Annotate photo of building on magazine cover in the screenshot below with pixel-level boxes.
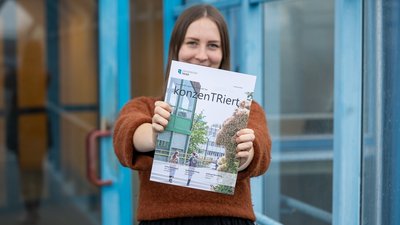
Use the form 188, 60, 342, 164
150, 61, 256, 195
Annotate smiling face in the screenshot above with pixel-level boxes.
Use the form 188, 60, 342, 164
178, 17, 223, 68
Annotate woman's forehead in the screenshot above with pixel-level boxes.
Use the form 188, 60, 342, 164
185, 17, 220, 40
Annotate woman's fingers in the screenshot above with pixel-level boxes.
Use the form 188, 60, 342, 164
236, 149, 251, 158
236, 128, 254, 136
236, 134, 255, 145
236, 142, 253, 152
155, 101, 172, 113
152, 101, 172, 132
235, 129, 255, 144
235, 128, 255, 164
152, 114, 169, 132
152, 114, 169, 127
152, 119, 166, 132
154, 101, 172, 118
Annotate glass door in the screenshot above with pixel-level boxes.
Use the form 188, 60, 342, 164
262, 1, 335, 224
0, 0, 131, 224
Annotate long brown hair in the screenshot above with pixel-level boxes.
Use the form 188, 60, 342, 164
164, 4, 231, 84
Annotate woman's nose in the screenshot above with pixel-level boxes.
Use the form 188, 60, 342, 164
195, 47, 208, 61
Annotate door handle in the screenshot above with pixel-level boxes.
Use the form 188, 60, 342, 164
86, 129, 113, 186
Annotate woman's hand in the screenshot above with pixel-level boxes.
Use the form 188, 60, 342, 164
152, 101, 172, 133
151, 101, 172, 145
235, 128, 255, 171
133, 101, 172, 152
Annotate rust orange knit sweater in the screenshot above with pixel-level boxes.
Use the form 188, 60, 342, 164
113, 96, 271, 222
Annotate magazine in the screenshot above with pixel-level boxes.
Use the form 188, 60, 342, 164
150, 60, 256, 195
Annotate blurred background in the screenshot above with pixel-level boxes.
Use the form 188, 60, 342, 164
0, 0, 398, 225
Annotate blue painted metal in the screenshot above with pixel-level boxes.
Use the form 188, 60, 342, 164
174, 0, 241, 16
223, 8, 239, 71
281, 195, 332, 223
388, 16, 400, 225
229, 0, 264, 213
99, 0, 132, 225
116, 0, 131, 110
362, 1, 383, 224
249, 0, 281, 4
381, 1, 400, 224
389, 65, 400, 225
277, 137, 332, 151
163, 0, 182, 70
250, 176, 263, 215
45, 0, 64, 203
363, 0, 377, 141
46, 0, 61, 172
238, 0, 263, 104
2, 0, 21, 210
333, 1, 362, 225
255, 212, 283, 225
263, 2, 281, 221
116, 0, 133, 224
238, 0, 263, 107
208, 0, 241, 9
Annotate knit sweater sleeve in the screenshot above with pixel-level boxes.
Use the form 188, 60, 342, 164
237, 101, 271, 180
113, 97, 156, 170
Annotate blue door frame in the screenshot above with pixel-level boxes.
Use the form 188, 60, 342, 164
163, 0, 364, 225
99, 0, 132, 224
333, 0, 362, 225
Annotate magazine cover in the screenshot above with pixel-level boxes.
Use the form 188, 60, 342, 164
150, 60, 256, 195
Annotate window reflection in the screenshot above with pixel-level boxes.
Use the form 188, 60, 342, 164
263, 0, 334, 224
0, 0, 100, 224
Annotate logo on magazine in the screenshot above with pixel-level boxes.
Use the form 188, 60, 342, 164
177, 68, 195, 76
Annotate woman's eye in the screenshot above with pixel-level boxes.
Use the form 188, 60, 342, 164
208, 43, 220, 49
186, 41, 198, 47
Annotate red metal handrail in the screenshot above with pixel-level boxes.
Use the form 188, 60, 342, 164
85, 129, 113, 186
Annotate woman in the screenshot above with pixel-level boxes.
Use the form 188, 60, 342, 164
113, 4, 271, 225
169, 151, 179, 183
